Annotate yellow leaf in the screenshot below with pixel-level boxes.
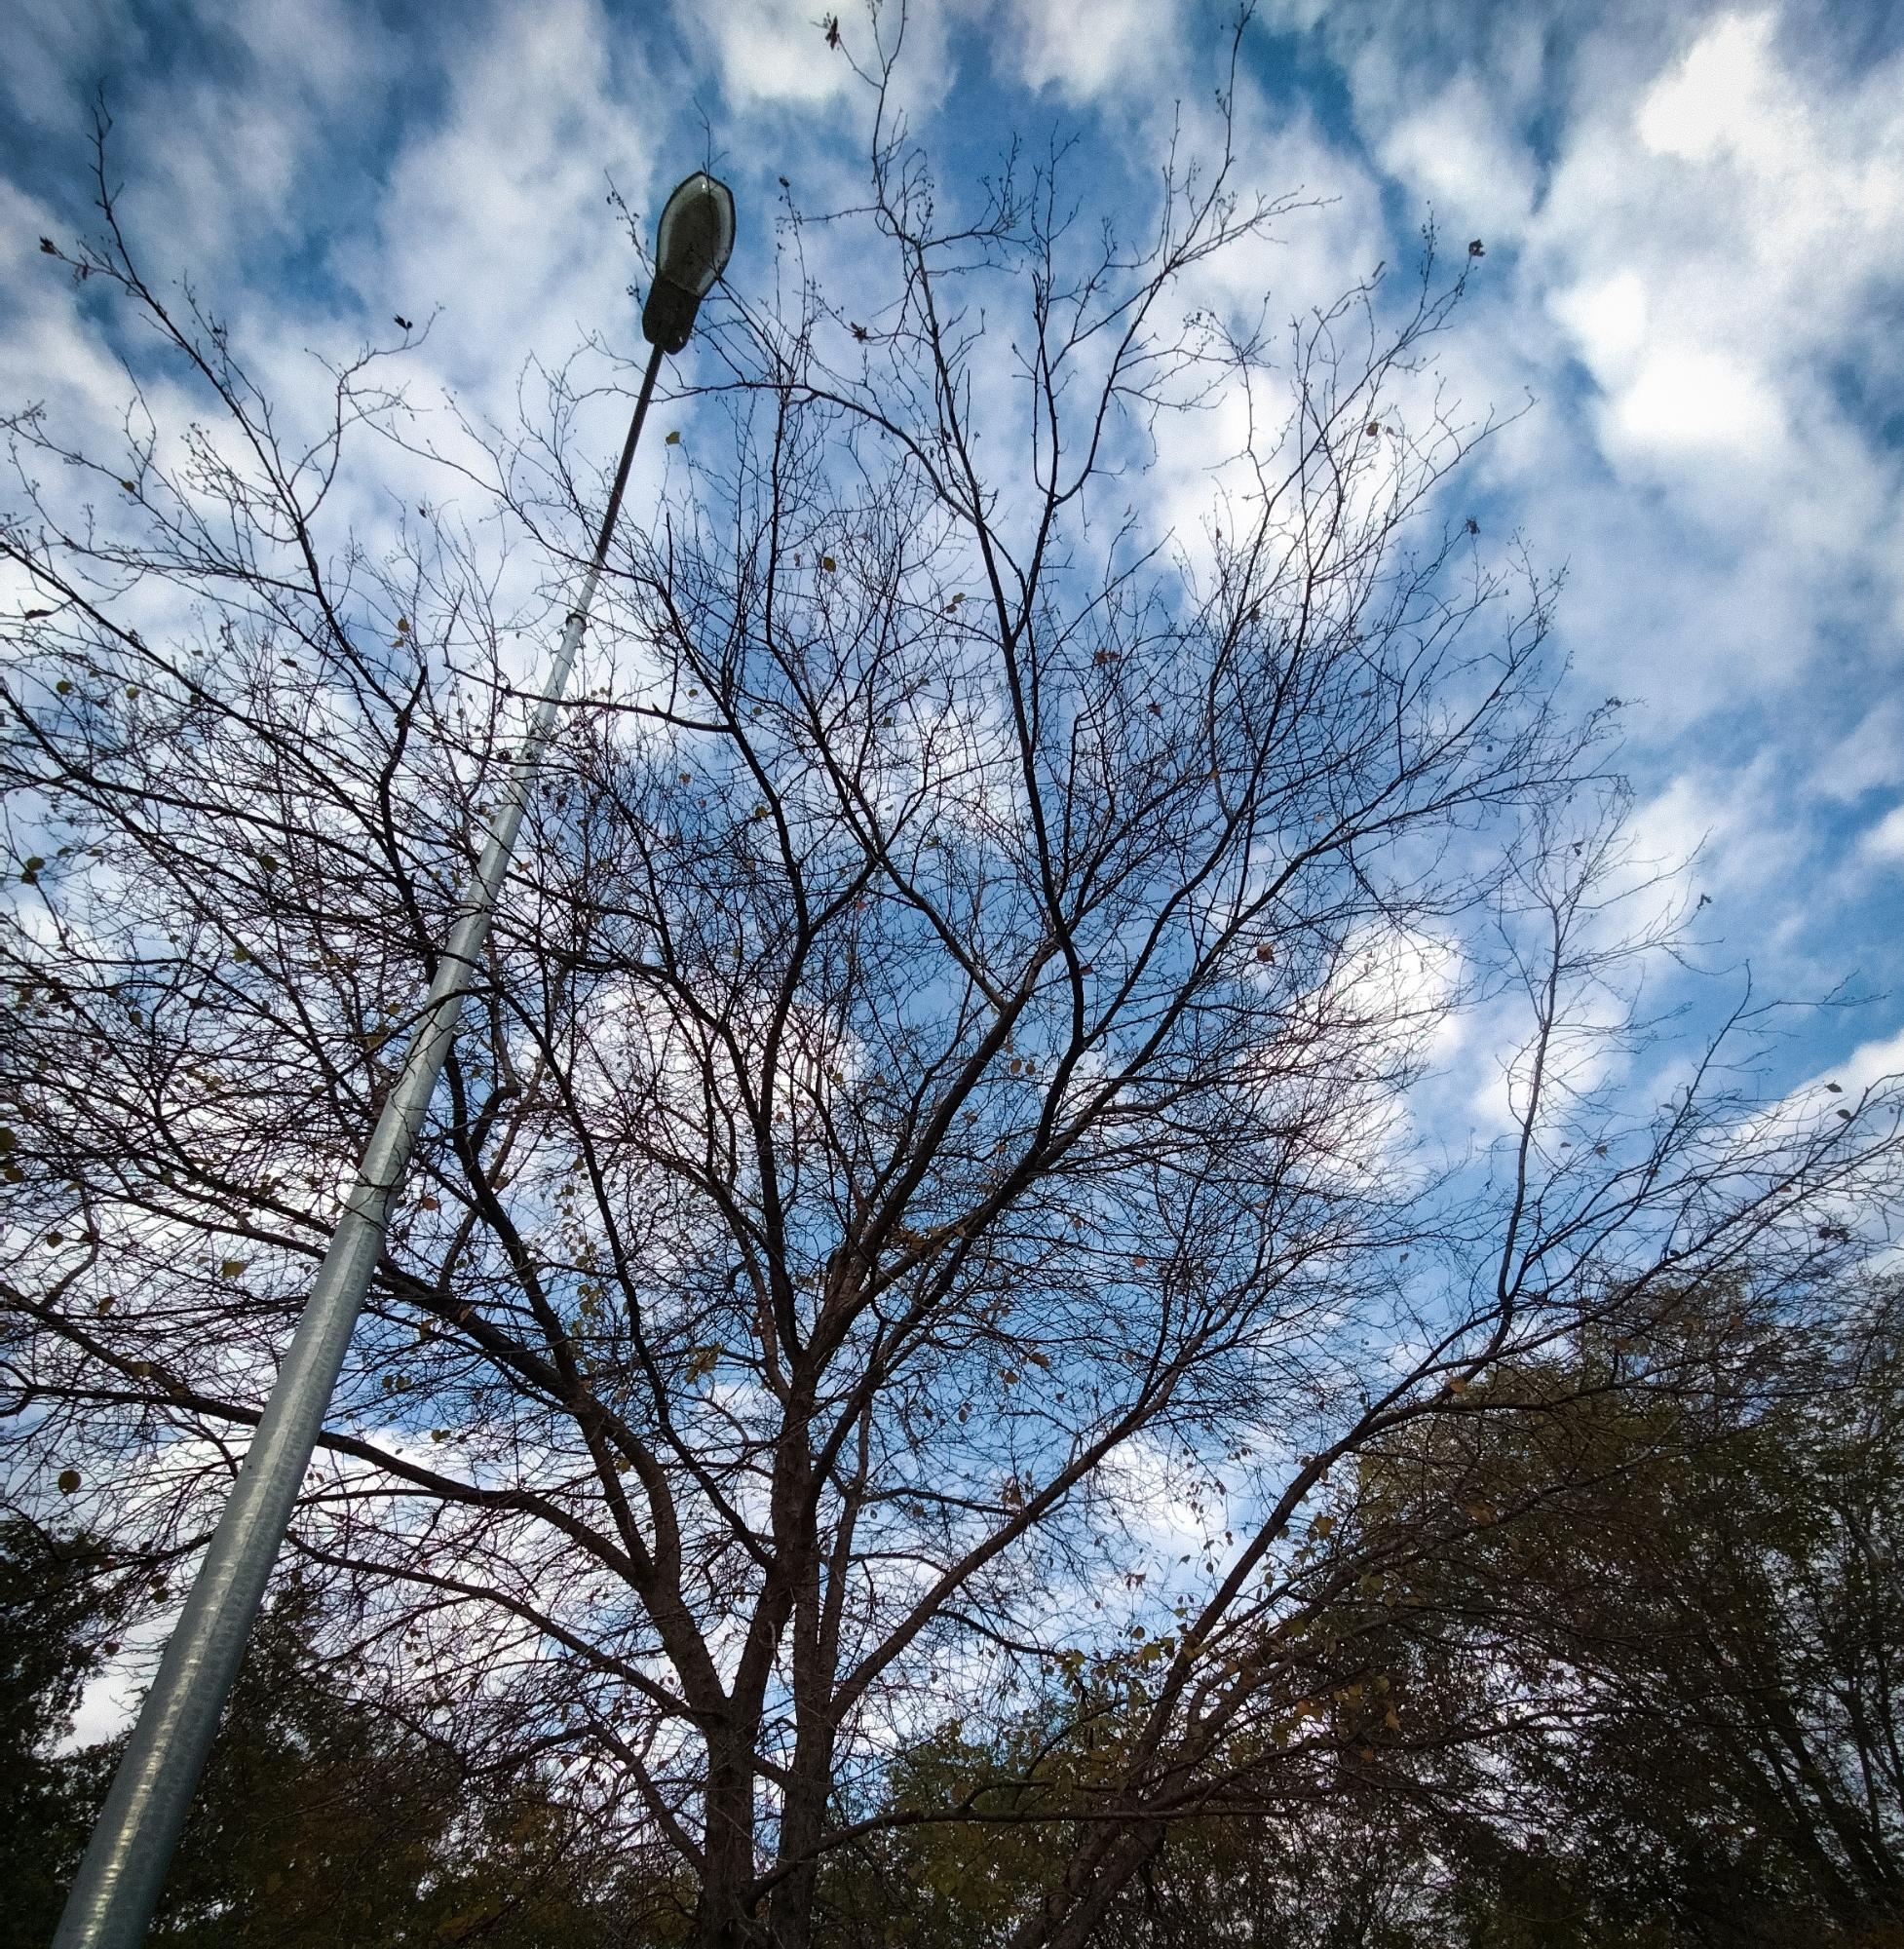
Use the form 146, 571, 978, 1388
820, 554, 837, 572
219, 1260, 247, 1278
665, 429, 681, 445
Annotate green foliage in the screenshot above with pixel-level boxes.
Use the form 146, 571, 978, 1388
4, 1555, 679, 1948
147, 1599, 620, 1946
1345, 1278, 1904, 1947
0, 1520, 126, 1948
817, 1718, 1079, 1946
818, 1278, 1904, 1948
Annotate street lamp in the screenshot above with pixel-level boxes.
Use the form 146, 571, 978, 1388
642, 171, 736, 353
54, 172, 736, 1949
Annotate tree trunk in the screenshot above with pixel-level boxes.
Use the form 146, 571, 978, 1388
766, 1724, 835, 1949
691, 1736, 761, 1949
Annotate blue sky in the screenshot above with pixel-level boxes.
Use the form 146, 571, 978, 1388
5, 0, 1903, 1117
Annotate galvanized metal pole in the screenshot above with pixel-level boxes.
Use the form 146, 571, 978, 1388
53, 340, 667, 1949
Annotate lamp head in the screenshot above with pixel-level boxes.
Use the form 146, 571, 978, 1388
642, 172, 737, 354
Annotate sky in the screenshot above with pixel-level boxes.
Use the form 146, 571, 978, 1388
6, 0, 1902, 1123
6, 0, 1904, 1754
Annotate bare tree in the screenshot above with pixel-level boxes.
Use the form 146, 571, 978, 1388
4, 51, 1897, 1949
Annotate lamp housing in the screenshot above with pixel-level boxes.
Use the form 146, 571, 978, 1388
642, 172, 737, 353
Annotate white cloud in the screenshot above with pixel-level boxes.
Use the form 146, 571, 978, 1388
1759, 1024, 1904, 1155
1549, 268, 1648, 369
1374, 77, 1538, 241
0, 186, 134, 444
1308, 5, 1904, 757
1815, 702, 1904, 805
999, 0, 1188, 102
1860, 802, 1904, 867
2, 1, 144, 133
692, 0, 861, 107
1633, 11, 1794, 167
687, 0, 967, 119
1539, 10, 1904, 542
1620, 760, 1812, 919
1608, 345, 1784, 460
362, 0, 658, 387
